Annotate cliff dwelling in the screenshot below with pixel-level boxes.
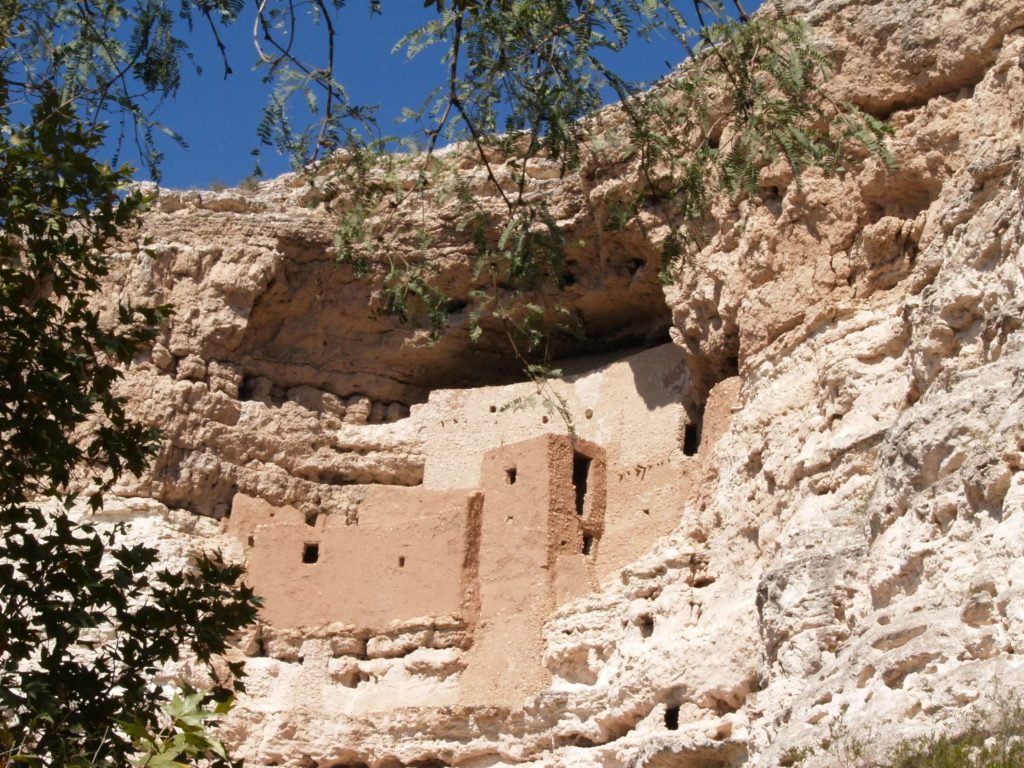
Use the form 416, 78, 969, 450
68, 1, 1024, 763
226, 342, 740, 709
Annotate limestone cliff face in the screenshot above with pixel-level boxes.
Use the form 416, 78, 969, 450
97, 0, 1024, 765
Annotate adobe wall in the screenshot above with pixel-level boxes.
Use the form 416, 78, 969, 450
227, 489, 481, 629
415, 343, 691, 492
222, 345, 740, 711
413, 343, 740, 580
459, 434, 607, 705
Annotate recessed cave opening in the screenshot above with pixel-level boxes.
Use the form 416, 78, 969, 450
572, 452, 592, 515
235, 224, 677, 415
398, 556, 406, 568
682, 347, 739, 457
664, 704, 680, 731
639, 615, 654, 638
239, 280, 672, 409
302, 542, 320, 564
582, 533, 594, 556
305, 512, 318, 527
506, 467, 517, 485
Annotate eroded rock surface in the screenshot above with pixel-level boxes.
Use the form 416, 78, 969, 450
91, 0, 1024, 765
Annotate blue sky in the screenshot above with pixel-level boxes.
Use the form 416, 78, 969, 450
142, 2, 762, 189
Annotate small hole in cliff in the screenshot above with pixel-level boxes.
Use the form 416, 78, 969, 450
573, 453, 592, 516
305, 512, 318, 527
639, 615, 654, 638
506, 467, 517, 485
542, 415, 550, 424
302, 543, 320, 564
641, 508, 650, 516
398, 556, 406, 568
489, 405, 497, 413
585, 408, 593, 419
446, 299, 469, 314
683, 423, 701, 456
247, 535, 255, 548
582, 533, 594, 556
665, 705, 680, 730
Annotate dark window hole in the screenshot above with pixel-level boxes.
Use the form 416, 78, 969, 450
302, 542, 320, 564
506, 467, 517, 485
665, 704, 680, 730
573, 452, 592, 516
305, 512, 318, 527
724, 355, 739, 377
582, 533, 594, 556
239, 375, 259, 401
247, 535, 255, 548
489, 405, 497, 413
683, 423, 701, 456
639, 615, 654, 638
398, 556, 406, 568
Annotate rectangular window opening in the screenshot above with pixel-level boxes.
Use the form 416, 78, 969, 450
398, 555, 406, 568
683, 423, 701, 456
665, 704, 680, 731
505, 467, 517, 485
572, 452, 591, 516
582, 533, 594, 556
305, 512, 318, 527
302, 542, 320, 564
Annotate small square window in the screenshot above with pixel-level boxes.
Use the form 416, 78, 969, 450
302, 543, 319, 564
